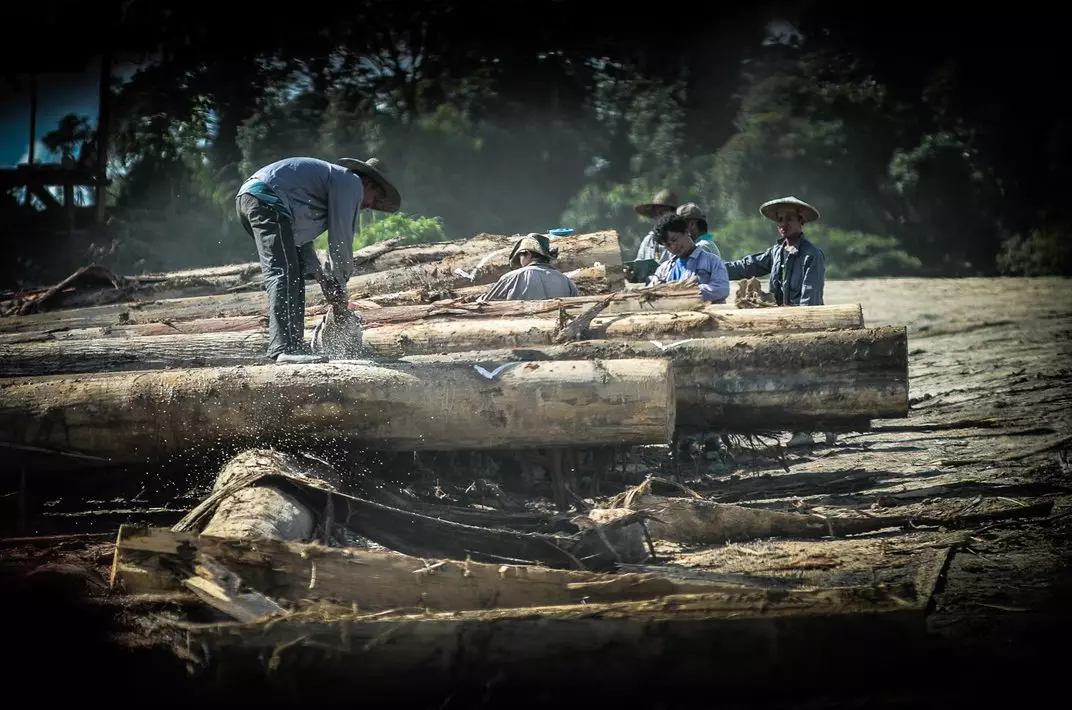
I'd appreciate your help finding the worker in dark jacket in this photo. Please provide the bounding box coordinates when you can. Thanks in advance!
[724,196,832,446]
[235,156,401,363]
[724,196,825,306]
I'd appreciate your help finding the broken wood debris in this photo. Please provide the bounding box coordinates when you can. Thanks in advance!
[169,449,651,571]
[111,524,761,614]
[603,479,1057,545]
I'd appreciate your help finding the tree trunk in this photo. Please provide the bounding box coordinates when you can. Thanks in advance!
[0,233,622,335]
[0,327,908,431]
[356,230,622,276]
[172,585,926,699]
[353,263,619,306]
[115,449,650,574]
[0,359,675,464]
[0,283,701,345]
[605,489,1055,545]
[360,303,863,356]
[0,304,869,380]
[112,523,745,610]
[400,325,908,430]
[195,448,343,541]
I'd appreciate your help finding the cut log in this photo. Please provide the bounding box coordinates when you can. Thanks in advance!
[0,332,274,375]
[0,285,700,345]
[604,486,1057,545]
[0,303,867,375]
[355,230,622,277]
[0,326,906,432]
[336,262,621,308]
[0,359,675,464]
[0,231,621,333]
[163,449,649,572]
[1,240,408,314]
[360,304,864,357]
[196,447,342,541]
[170,585,927,699]
[112,524,754,609]
[399,326,909,430]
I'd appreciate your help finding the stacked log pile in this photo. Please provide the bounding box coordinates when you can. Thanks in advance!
[0,228,908,468]
[0,228,921,696]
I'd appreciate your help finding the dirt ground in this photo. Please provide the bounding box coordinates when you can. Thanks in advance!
[2,275,1071,708]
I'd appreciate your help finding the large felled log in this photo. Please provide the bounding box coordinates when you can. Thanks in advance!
[336,262,621,307]
[353,230,622,276]
[164,449,648,572]
[400,326,908,430]
[0,284,698,345]
[0,241,409,316]
[360,303,864,356]
[172,585,927,700]
[0,305,871,383]
[0,231,621,334]
[0,326,906,432]
[0,359,675,464]
[604,484,1057,545]
[112,524,749,608]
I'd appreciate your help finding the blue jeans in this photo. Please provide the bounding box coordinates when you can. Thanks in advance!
[236,193,309,358]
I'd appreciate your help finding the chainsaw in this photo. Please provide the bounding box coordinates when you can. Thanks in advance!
[310,271,365,360]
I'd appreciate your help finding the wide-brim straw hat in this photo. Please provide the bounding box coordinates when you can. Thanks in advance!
[633,188,680,219]
[336,157,402,213]
[509,233,556,267]
[759,196,820,223]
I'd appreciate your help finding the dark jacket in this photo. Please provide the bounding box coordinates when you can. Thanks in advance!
[724,235,826,306]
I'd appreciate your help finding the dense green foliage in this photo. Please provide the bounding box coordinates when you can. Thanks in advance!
[5,1,1068,281]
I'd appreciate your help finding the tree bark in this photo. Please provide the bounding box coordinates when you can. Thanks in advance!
[0,304,870,379]
[355,230,622,276]
[360,303,864,356]
[172,585,926,699]
[112,523,746,610]
[134,449,649,573]
[0,327,907,431]
[195,448,342,541]
[605,489,1055,545]
[0,283,702,345]
[0,359,675,464]
[0,233,622,335]
[346,263,620,307]
[400,325,909,430]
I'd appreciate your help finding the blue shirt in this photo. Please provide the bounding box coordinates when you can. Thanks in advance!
[238,157,364,285]
[647,247,730,303]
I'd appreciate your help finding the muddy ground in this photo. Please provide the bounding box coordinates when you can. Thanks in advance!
[2,275,1071,708]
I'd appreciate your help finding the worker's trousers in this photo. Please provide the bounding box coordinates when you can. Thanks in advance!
[236,193,309,359]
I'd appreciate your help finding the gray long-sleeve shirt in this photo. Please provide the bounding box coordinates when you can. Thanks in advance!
[635,231,663,261]
[724,236,826,306]
[241,157,364,285]
[478,264,580,301]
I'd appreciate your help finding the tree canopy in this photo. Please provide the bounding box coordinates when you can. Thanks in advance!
[3,0,1067,282]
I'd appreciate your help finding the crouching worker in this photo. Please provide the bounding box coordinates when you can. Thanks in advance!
[645,213,729,304]
[479,233,580,301]
[235,156,402,363]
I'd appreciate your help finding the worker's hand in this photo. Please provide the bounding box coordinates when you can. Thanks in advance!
[677,274,700,288]
[318,276,348,307]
